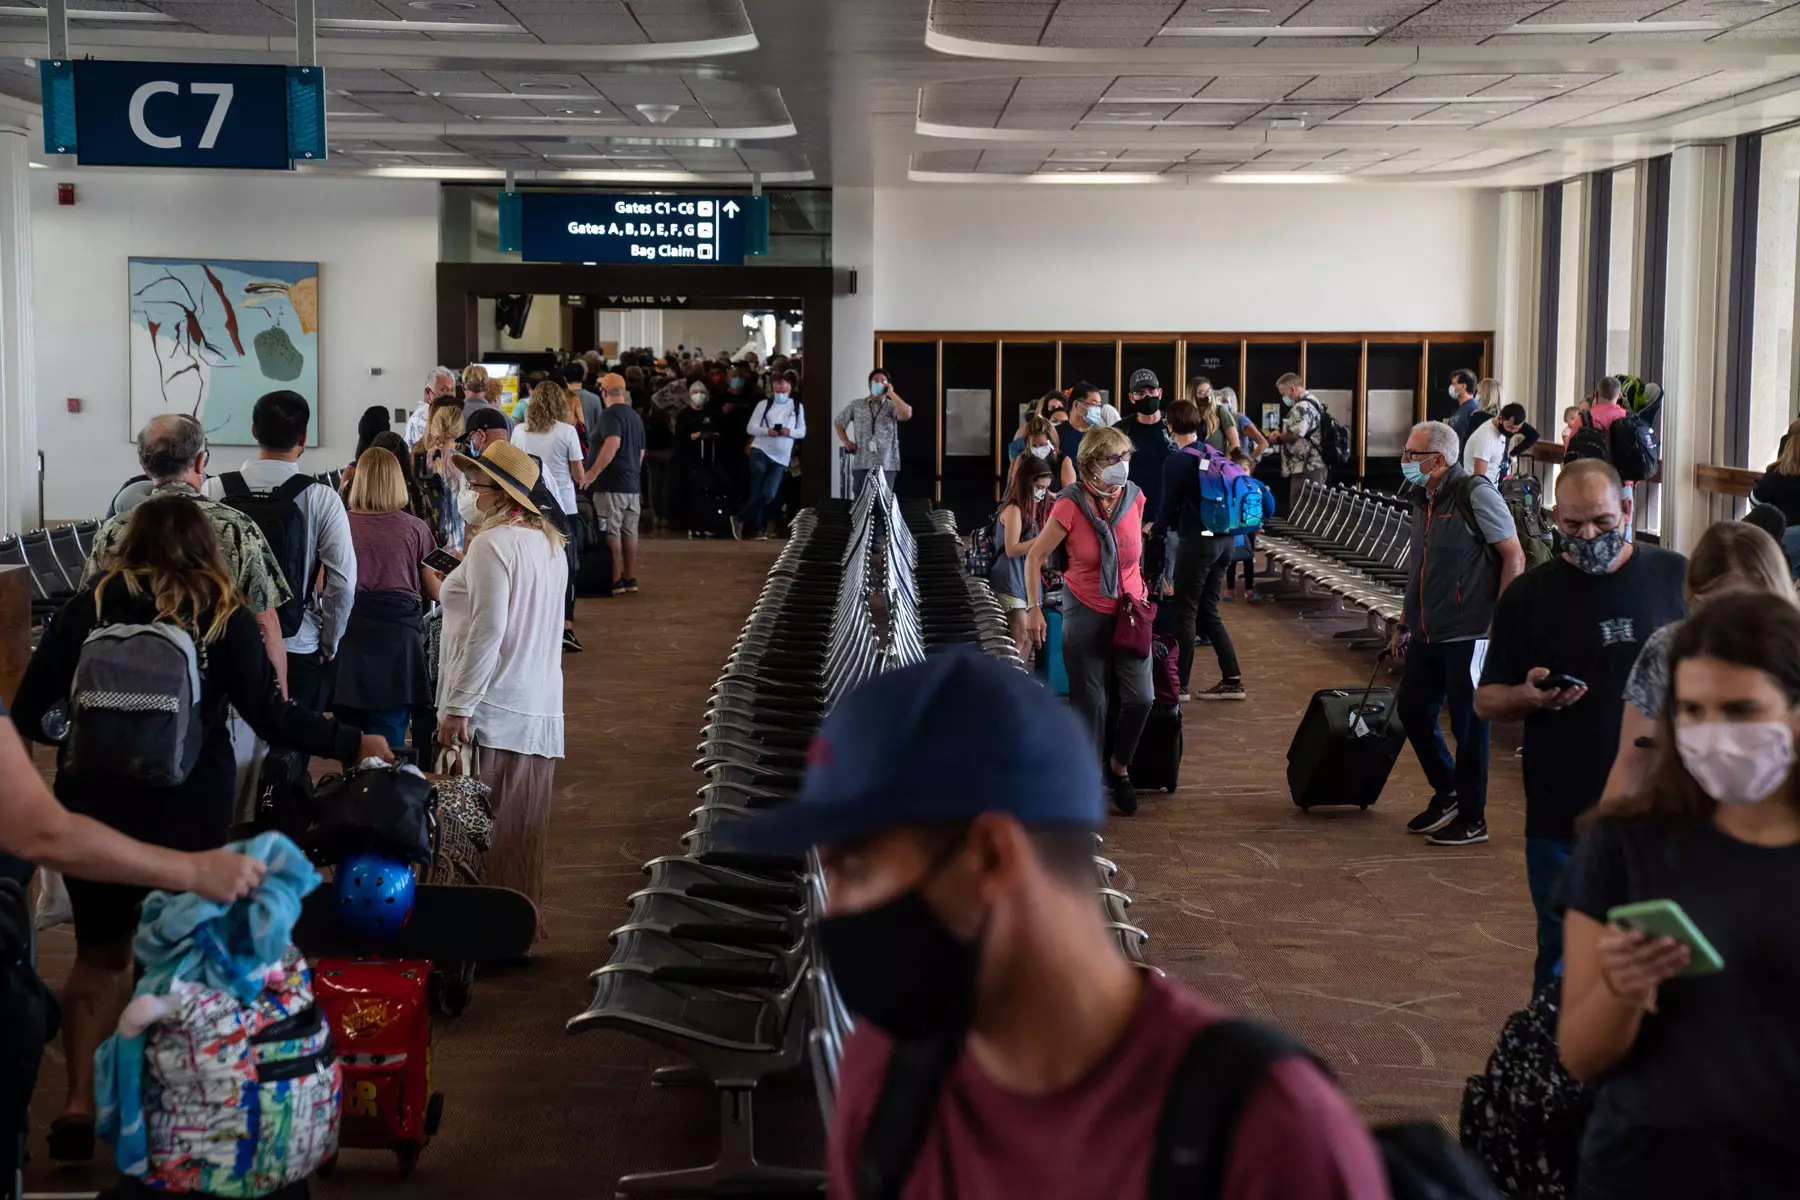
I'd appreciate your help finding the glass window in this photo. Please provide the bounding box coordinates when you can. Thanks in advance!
[1749,127,1800,467]
[1555,179,1586,417]
[1606,167,1637,376]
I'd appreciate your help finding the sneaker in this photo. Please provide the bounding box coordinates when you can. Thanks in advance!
[1178,691,1192,703]
[1222,592,1236,602]
[1406,797,1458,835]
[1428,816,1490,847]
[562,629,583,653]
[1198,679,1246,701]
[619,578,639,593]
[756,531,771,541]
[1109,772,1138,817]
[729,516,743,541]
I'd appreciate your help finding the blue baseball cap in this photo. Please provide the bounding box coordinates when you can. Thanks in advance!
[725,650,1105,853]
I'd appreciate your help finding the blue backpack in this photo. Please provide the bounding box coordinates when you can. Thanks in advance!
[1183,444,1265,536]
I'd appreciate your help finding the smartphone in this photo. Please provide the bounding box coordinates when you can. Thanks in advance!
[422,548,462,575]
[1607,899,1725,976]
[1535,673,1587,690]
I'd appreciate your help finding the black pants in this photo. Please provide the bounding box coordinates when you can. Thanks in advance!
[1396,638,1489,824]
[286,650,335,714]
[1579,1121,1800,1199]
[1172,533,1240,689]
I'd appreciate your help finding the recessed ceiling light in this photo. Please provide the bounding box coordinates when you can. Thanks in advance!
[1160,24,1382,37]
[1500,19,1729,34]
[636,103,681,124]
[408,1,479,9]
[556,108,610,115]
[1220,172,1345,184]
[316,17,524,33]
[515,81,574,91]
[0,6,177,23]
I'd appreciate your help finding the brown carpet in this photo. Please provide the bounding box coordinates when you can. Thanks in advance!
[23,543,1537,1196]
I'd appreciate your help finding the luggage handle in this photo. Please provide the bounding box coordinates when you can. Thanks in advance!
[1349,651,1395,739]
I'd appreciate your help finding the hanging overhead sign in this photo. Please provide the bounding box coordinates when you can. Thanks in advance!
[38,60,326,169]
[516,192,766,265]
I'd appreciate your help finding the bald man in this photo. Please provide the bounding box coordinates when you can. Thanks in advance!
[1475,459,1687,991]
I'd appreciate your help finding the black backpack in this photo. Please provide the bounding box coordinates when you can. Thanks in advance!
[217,472,315,637]
[857,1019,1500,1200]
[1607,410,1659,483]
[1303,398,1352,472]
[1460,980,1592,1198]
[1563,412,1611,466]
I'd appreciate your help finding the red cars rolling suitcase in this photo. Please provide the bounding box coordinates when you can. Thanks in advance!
[312,959,441,1180]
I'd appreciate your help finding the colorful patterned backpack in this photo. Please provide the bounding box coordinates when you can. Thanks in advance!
[140,948,340,1197]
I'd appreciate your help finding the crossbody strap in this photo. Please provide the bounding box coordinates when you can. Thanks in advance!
[855,1038,962,1200]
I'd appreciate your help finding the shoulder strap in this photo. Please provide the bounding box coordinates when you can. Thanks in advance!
[1152,1019,1316,1200]
[220,470,249,497]
[855,1038,962,1200]
[273,474,315,503]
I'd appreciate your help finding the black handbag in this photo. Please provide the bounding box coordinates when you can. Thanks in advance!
[304,764,434,866]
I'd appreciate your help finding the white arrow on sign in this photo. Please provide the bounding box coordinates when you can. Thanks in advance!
[722,201,741,217]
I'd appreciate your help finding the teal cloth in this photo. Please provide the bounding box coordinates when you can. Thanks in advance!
[94,832,320,1177]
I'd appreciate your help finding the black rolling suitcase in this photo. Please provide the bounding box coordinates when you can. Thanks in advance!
[686,441,734,539]
[1287,654,1404,810]
[1130,705,1183,794]
[572,495,613,597]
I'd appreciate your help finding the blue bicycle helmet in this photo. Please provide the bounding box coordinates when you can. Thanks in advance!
[333,852,416,937]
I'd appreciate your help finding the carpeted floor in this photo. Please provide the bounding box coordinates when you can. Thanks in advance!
[23,541,1539,1197]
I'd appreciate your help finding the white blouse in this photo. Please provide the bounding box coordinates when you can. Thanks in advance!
[436,522,567,758]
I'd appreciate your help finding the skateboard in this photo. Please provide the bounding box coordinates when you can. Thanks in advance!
[293,883,536,964]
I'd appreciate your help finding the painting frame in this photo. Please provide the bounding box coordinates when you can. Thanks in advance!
[127,255,321,447]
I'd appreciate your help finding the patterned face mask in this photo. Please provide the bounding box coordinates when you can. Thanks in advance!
[1564,527,1627,575]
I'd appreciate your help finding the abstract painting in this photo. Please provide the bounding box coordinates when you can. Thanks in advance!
[128,257,319,445]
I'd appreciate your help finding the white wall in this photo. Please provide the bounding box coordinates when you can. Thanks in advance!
[32,171,438,520]
[660,308,753,357]
[871,185,1500,332]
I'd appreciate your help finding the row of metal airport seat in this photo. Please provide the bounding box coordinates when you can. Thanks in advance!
[1259,481,1411,647]
[0,521,99,626]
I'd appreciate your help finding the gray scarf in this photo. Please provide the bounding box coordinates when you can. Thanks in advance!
[1061,480,1141,601]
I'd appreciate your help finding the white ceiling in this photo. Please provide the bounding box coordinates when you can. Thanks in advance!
[5,0,1800,185]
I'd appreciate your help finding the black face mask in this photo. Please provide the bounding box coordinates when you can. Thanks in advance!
[817,888,981,1040]
[1135,395,1161,416]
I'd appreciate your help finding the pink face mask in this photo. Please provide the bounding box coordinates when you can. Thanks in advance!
[1675,720,1796,805]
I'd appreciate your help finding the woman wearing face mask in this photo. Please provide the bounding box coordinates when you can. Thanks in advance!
[437,441,568,939]
[989,454,1055,667]
[1036,390,1070,426]
[1189,380,1243,456]
[1556,592,1800,1199]
[1023,426,1153,816]
[1012,414,1077,489]
[1604,522,1796,801]
[672,381,719,536]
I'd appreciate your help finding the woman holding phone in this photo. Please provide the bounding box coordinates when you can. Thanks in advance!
[1557,592,1800,1198]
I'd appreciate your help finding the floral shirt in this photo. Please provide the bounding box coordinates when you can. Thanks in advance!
[1280,395,1325,478]
[83,481,292,614]
[834,396,902,471]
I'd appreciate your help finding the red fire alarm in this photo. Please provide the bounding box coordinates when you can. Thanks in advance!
[57,183,74,206]
[66,397,80,413]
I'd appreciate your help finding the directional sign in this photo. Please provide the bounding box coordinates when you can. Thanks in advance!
[40,59,325,169]
[520,193,753,265]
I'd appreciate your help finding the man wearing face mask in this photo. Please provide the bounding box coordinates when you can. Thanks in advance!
[727,652,1387,1199]
[1443,368,1482,453]
[1391,421,1526,850]
[1267,373,1328,511]
[1474,460,1686,991]
[1114,368,1176,528]
[1055,382,1119,463]
[834,368,913,495]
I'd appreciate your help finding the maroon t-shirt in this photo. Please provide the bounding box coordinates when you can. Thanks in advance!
[826,973,1388,1200]
[348,509,436,596]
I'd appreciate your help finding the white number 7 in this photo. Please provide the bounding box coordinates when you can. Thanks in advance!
[191,83,234,150]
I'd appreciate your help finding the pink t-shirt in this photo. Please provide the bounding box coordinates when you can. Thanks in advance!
[1050,490,1146,615]
[348,509,436,596]
[1586,401,1629,431]
[826,972,1388,1200]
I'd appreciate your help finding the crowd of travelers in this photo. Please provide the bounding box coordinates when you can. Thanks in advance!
[4,348,1796,1200]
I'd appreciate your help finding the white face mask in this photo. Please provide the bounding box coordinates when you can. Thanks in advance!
[457,488,486,527]
[1032,486,1049,501]
[1099,462,1130,489]
[1676,720,1796,805]
[1447,384,1459,400]
[1085,405,1103,425]
[689,391,708,408]
[1029,443,1053,459]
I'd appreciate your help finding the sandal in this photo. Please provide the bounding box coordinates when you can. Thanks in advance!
[48,1114,95,1162]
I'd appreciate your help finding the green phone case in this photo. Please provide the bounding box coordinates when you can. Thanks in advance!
[1606,899,1725,976]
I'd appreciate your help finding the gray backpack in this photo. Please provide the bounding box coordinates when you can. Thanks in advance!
[68,623,206,786]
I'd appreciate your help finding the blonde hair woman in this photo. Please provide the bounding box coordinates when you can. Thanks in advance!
[1189,379,1241,455]
[513,379,590,519]
[1022,424,1154,816]
[1751,416,1800,525]
[1477,377,1502,413]
[415,401,467,549]
[438,441,569,937]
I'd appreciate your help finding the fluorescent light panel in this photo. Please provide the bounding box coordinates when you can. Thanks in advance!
[1159,24,1381,37]
[1219,172,1345,183]
[0,6,176,21]
[1500,20,1729,34]
[317,17,524,33]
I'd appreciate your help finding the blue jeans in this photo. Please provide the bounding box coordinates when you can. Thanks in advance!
[1395,637,1489,824]
[1526,836,1576,994]
[739,448,785,535]
[337,705,410,749]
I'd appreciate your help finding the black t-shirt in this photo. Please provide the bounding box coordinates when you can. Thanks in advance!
[1057,420,1086,465]
[1480,546,1687,839]
[1114,416,1175,520]
[1555,817,1800,1155]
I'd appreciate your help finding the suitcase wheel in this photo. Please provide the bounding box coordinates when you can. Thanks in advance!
[396,1142,422,1180]
[426,1092,445,1138]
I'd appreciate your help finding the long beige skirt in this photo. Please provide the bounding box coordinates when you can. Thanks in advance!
[478,746,556,939]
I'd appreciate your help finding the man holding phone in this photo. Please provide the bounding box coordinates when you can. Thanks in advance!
[1475,460,1686,992]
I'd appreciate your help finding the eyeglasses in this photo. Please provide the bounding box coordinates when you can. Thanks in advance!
[1400,449,1442,463]
[1099,451,1135,466]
